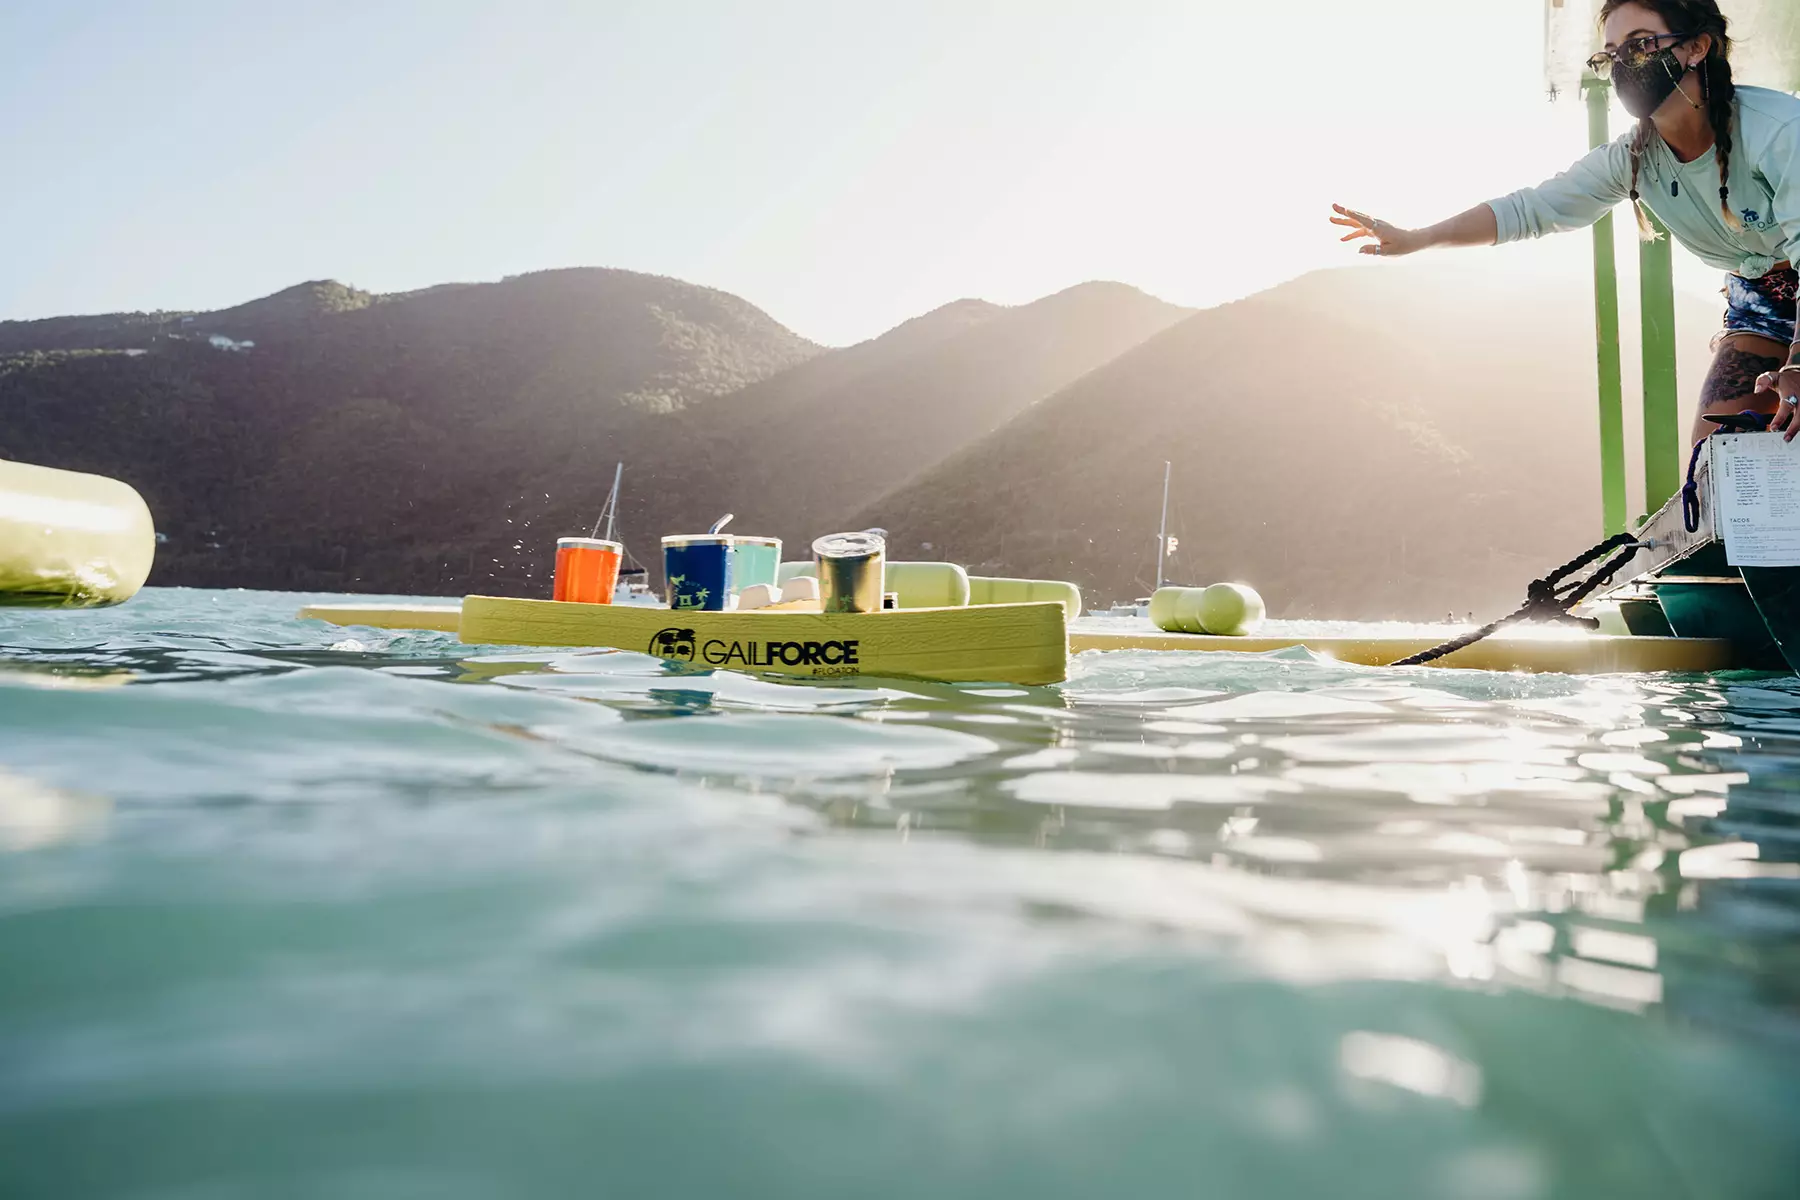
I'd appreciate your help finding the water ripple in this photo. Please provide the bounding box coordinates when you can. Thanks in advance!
[0,588,1795,1196]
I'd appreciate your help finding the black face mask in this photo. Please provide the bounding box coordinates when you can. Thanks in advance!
[1614,47,1690,119]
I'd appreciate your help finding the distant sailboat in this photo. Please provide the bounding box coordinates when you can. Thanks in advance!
[590,463,659,606]
[1102,460,1172,619]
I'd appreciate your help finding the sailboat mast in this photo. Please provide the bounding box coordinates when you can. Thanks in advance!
[604,463,623,542]
[1155,461,1171,592]
[590,462,625,540]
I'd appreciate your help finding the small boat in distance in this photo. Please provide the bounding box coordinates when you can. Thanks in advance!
[1103,598,1152,619]
[1089,461,1171,619]
[613,566,659,607]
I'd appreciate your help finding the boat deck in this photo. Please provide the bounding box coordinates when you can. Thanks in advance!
[1591,440,1800,672]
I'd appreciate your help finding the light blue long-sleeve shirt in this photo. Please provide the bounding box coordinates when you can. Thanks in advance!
[1487,85,1800,279]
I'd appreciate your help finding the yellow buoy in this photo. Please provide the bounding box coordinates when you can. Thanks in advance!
[0,461,155,607]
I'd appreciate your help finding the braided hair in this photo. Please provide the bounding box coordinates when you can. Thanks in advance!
[1599,0,1740,239]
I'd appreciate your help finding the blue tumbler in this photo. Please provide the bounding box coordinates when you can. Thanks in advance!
[662,535,734,611]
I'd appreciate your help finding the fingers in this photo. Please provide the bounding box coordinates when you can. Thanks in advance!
[1755,373,1800,440]
[1771,386,1800,441]
[1335,203,1394,256]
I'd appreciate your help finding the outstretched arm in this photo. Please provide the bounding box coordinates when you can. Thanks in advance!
[1330,203,1499,257]
[1336,139,1633,257]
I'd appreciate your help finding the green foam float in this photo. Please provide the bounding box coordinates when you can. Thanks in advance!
[1150,583,1267,636]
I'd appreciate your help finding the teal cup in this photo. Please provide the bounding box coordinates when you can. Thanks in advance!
[729,536,782,595]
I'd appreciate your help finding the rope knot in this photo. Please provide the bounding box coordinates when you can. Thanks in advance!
[1389,532,1643,667]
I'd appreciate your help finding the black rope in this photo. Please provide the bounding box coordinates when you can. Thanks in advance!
[1390,533,1645,667]
[1685,411,1770,532]
[1681,437,1708,534]
[1400,411,1780,668]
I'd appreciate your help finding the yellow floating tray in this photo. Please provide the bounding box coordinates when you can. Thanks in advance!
[302,600,1071,686]
[458,596,1069,686]
[1068,629,1736,674]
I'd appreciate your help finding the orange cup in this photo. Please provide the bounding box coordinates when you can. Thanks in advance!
[553,537,622,604]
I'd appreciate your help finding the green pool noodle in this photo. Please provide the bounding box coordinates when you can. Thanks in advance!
[1148,587,1188,631]
[966,576,1082,621]
[777,560,815,586]
[1197,582,1267,636]
[883,561,970,608]
[1172,587,1210,634]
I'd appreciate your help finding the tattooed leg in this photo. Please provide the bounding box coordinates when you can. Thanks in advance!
[1691,336,1786,444]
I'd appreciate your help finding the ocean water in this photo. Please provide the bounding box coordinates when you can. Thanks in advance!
[0,587,1797,1199]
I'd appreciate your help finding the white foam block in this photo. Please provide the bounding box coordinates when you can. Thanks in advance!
[737,583,779,610]
[781,575,820,603]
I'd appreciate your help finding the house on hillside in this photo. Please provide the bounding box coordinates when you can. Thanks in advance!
[207,334,255,353]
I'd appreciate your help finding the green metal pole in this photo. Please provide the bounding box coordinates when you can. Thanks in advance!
[1584,75,1627,536]
[1640,210,1681,513]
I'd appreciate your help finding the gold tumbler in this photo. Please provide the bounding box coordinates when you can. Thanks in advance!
[812,531,886,614]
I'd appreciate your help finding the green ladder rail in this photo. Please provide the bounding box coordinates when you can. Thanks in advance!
[1584,74,1627,536]
[1584,73,1679,528]
[1640,211,1681,516]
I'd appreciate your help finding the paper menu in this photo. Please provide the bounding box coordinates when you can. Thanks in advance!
[1712,433,1800,567]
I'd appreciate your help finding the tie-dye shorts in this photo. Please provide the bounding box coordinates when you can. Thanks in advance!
[1723,266,1798,344]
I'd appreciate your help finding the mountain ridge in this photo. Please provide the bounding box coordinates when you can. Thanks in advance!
[0,260,1721,616]
[848,258,1719,618]
[658,280,1196,548]
[0,267,1191,598]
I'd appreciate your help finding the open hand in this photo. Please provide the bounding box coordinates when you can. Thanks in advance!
[1758,368,1800,442]
[1331,204,1421,257]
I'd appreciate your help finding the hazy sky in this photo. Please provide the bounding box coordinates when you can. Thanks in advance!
[0,0,1759,344]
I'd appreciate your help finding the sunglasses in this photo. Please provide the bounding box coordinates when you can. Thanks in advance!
[1586,32,1694,80]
